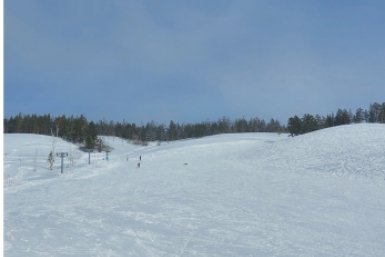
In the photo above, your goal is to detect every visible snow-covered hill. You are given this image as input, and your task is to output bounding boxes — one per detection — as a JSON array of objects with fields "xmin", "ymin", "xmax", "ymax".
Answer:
[{"xmin": 4, "ymin": 124, "xmax": 385, "ymax": 257}]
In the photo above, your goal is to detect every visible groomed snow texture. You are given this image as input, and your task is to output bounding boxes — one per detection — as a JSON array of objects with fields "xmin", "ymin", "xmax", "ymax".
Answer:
[{"xmin": 4, "ymin": 124, "xmax": 385, "ymax": 257}]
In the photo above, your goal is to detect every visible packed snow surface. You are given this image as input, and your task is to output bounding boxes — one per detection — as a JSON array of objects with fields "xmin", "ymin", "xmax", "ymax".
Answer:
[{"xmin": 4, "ymin": 124, "xmax": 385, "ymax": 256}]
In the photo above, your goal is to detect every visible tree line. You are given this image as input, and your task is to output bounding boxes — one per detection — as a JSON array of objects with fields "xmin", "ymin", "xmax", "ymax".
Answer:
[
  {"xmin": 4, "ymin": 102, "xmax": 385, "ymax": 148},
  {"xmin": 287, "ymin": 102, "xmax": 385, "ymax": 136},
  {"xmin": 4, "ymin": 114, "xmax": 99, "ymax": 149},
  {"xmin": 4, "ymin": 114, "xmax": 285, "ymax": 149}
]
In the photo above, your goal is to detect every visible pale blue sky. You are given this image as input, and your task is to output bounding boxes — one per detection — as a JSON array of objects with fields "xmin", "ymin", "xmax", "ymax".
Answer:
[{"xmin": 5, "ymin": 0, "xmax": 385, "ymax": 124}]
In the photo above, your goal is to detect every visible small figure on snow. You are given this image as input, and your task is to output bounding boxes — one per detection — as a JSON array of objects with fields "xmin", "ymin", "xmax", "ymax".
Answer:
[
  {"xmin": 48, "ymin": 151, "xmax": 54, "ymax": 170},
  {"xmin": 137, "ymin": 155, "xmax": 142, "ymax": 168}
]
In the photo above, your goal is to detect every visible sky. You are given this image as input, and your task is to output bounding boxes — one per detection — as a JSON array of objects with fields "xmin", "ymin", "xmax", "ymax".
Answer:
[{"xmin": 4, "ymin": 0, "xmax": 385, "ymax": 124}]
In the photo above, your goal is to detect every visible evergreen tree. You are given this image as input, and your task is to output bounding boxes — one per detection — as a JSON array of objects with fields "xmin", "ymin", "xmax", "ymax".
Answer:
[
  {"xmin": 266, "ymin": 119, "xmax": 283, "ymax": 133},
  {"xmin": 288, "ymin": 115, "xmax": 302, "ymax": 136},
  {"xmin": 168, "ymin": 120, "xmax": 178, "ymax": 141},
  {"xmin": 324, "ymin": 114, "xmax": 334, "ymax": 128},
  {"xmin": 334, "ymin": 109, "xmax": 350, "ymax": 125},
  {"xmin": 234, "ymin": 118, "xmax": 248, "ymax": 132},
  {"xmin": 369, "ymin": 102, "xmax": 382, "ymax": 122},
  {"xmin": 85, "ymin": 121, "xmax": 98, "ymax": 149},
  {"xmin": 301, "ymin": 114, "xmax": 318, "ymax": 133},
  {"xmin": 353, "ymin": 108, "xmax": 365, "ymax": 123}
]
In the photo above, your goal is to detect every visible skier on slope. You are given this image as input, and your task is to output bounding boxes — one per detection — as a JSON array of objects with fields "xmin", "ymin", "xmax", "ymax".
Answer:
[{"xmin": 137, "ymin": 155, "xmax": 141, "ymax": 168}]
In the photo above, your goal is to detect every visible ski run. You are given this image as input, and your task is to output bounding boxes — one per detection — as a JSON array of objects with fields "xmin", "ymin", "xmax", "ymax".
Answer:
[{"xmin": 4, "ymin": 123, "xmax": 385, "ymax": 257}]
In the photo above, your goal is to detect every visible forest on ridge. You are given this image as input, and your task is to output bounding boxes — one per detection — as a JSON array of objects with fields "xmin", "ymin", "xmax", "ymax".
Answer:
[{"xmin": 4, "ymin": 102, "xmax": 385, "ymax": 150}]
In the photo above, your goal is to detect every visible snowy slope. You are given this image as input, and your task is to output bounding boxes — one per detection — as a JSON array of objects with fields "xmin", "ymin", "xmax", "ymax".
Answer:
[
  {"xmin": 4, "ymin": 134, "xmax": 84, "ymax": 187},
  {"xmin": 269, "ymin": 124, "xmax": 385, "ymax": 178},
  {"xmin": 4, "ymin": 124, "xmax": 385, "ymax": 257}
]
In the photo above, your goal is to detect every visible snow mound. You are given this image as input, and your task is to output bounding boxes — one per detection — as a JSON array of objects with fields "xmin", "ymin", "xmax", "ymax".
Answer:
[{"xmin": 269, "ymin": 123, "xmax": 385, "ymax": 178}]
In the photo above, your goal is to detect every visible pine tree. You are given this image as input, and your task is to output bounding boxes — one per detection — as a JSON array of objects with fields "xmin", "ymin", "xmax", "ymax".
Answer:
[
  {"xmin": 335, "ymin": 109, "xmax": 350, "ymax": 125},
  {"xmin": 353, "ymin": 108, "xmax": 365, "ymax": 123},
  {"xmin": 85, "ymin": 121, "xmax": 98, "ymax": 149},
  {"xmin": 301, "ymin": 114, "xmax": 318, "ymax": 133},
  {"xmin": 288, "ymin": 116, "xmax": 302, "ymax": 136}
]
